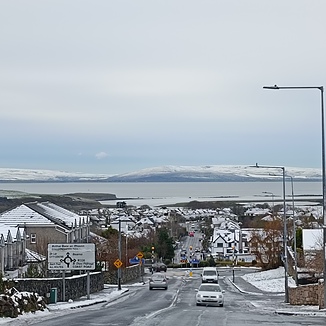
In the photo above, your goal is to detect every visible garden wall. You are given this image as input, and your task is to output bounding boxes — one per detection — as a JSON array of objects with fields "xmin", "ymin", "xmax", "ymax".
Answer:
[
  {"xmin": 289, "ymin": 280, "xmax": 324, "ymax": 309},
  {"xmin": 103, "ymin": 264, "xmax": 144, "ymax": 284},
  {"xmin": 12, "ymin": 271, "xmax": 104, "ymax": 302}
]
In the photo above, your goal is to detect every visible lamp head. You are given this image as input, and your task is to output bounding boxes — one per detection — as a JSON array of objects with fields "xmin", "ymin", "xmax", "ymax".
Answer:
[{"xmin": 263, "ymin": 85, "xmax": 279, "ymax": 90}]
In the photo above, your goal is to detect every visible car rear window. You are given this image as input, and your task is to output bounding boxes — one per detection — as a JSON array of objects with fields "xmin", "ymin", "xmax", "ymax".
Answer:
[
  {"xmin": 199, "ymin": 285, "xmax": 221, "ymax": 292},
  {"xmin": 203, "ymin": 270, "xmax": 217, "ymax": 276}
]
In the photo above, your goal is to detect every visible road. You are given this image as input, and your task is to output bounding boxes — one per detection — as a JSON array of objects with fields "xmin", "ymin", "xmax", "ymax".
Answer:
[
  {"xmin": 176, "ymin": 222, "xmax": 204, "ymax": 266},
  {"xmin": 9, "ymin": 268, "xmax": 326, "ymax": 326}
]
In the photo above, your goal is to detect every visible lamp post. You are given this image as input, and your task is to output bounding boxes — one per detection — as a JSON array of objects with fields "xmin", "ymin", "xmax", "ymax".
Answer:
[
  {"xmin": 290, "ymin": 176, "xmax": 299, "ymax": 286},
  {"xmin": 263, "ymin": 85, "xmax": 325, "ymax": 306},
  {"xmin": 117, "ymin": 217, "xmax": 130, "ymax": 290},
  {"xmin": 151, "ymin": 246, "xmax": 155, "ymax": 274},
  {"xmin": 118, "ymin": 218, "xmax": 122, "ymax": 290},
  {"xmin": 252, "ymin": 163, "xmax": 289, "ymax": 303}
]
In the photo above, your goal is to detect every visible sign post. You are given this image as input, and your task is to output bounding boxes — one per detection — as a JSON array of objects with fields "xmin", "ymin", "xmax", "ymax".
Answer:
[
  {"xmin": 48, "ymin": 243, "xmax": 95, "ymax": 301},
  {"xmin": 114, "ymin": 258, "xmax": 123, "ymax": 290},
  {"xmin": 136, "ymin": 252, "xmax": 144, "ymax": 283}
]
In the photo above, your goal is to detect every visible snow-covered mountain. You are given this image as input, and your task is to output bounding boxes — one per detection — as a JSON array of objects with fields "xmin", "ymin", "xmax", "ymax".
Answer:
[
  {"xmin": 0, "ymin": 168, "xmax": 110, "ymax": 182},
  {"xmin": 0, "ymin": 165, "xmax": 321, "ymax": 182},
  {"xmin": 106, "ymin": 165, "xmax": 321, "ymax": 182}
]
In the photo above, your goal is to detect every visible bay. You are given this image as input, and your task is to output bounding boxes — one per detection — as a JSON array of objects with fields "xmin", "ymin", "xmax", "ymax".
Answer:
[{"xmin": 0, "ymin": 181, "xmax": 322, "ymax": 207}]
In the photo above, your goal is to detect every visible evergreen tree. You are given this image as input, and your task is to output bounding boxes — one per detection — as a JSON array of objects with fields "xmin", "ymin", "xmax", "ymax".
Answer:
[{"xmin": 155, "ymin": 228, "xmax": 174, "ymax": 261}]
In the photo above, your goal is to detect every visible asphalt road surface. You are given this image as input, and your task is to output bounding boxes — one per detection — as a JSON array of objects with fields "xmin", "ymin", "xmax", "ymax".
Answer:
[{"xmin": 8, "ymin": 268, "xmax": 326, "ymax": 326}]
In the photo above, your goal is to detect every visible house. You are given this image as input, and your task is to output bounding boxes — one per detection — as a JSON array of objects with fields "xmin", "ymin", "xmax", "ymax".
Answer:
[
  {"xmin": 209, "ymin": 222, "xmax": 253, "ymax": 262},
  {"xmin": 0, "ymin": 224, "xmax": 26, "ymax": 275},
  {"xmin": 244, "ymin": 207, "xmax": 270, "ymax": 217},
  {"xmin": 0, "ymin": 201, "xmax": 90, "ymax": 252},
  {"xmin": 110, "ymin": 217, "xmax": 135, "ymax": 234}
]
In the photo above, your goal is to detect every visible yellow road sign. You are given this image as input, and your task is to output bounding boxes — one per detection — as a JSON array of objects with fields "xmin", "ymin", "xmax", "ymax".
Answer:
[
  {"xmin": 114, "ymin": 259, "xmax": 123, "ymax": 268},
  {"xmin": 136, "ymin": 252, "xmax": 144, "ymax": 259}
]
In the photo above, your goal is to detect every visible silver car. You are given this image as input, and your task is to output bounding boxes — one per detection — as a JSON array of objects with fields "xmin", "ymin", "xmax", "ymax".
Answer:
[
  {"xmin": 195, "ymin": 283, "xmax": 225, "ymax": 307},
  {"xmin": 149, "ymin": 273, "xmax": 168, "ymax": 290}
]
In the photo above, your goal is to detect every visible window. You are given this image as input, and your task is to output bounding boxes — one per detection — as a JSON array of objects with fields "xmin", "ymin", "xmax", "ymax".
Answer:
[{"xmin": 30, "ymin": 233, "xmax": 36, "ymax": 244}]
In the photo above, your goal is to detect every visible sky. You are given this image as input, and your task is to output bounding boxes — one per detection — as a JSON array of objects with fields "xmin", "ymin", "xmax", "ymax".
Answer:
[{"xmin": 1, "ymin": 1, "xmax": 326, "ymax": 175}]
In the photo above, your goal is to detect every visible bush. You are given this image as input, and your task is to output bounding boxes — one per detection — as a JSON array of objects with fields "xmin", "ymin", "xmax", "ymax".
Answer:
[
  {"xmin": 164, "ymin": 259, "xmax": 171, "ymax": 266},
  {"xmin": 0, "ymin": 288, "xmax": 47, "ymax": 318}
]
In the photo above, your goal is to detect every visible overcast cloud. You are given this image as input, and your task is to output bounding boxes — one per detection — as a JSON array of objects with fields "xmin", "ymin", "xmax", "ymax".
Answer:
[{"xmin": 1, "ymin": 1, "xmax": 326, "ymax": 174}]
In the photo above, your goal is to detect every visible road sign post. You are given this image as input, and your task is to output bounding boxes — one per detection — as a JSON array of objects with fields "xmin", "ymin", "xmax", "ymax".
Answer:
[
  {"xmin": 136, "ymin": 252, "xmax": 144, "ymax": 283},
  {"xmin": 48, "ymin": 243, "xmax": 95, "ymax": 302}
]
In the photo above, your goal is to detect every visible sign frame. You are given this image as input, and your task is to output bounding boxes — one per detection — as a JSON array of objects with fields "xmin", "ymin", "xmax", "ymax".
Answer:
[
  {"xmin": 114, "ymin": 259, "xmax": 123, "ymax": 268},
  {"xmin": 48, "ymin": 243, "xmax": 95, "ymax": 271}
]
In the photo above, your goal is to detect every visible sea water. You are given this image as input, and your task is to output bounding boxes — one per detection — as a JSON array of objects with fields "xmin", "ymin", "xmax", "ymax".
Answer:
[{"xmin": 0, "ymin": 181, "xmax": 321, "ymax": 206}]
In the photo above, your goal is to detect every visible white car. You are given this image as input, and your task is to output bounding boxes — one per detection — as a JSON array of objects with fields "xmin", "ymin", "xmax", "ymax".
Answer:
[
  {"xmin": 195, "ymin": 283, "xmax": 225, "ymax": 307},
  {"xmin": 201, "ymin": 267, "xmax": 219, "ymax": 283}
]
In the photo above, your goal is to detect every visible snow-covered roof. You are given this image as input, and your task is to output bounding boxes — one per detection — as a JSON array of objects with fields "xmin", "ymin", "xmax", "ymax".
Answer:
[
  {"xmin": 0, "ymin": 204, "xmax": 54, "ymax": 226},
  {"xmin": 244, "ymin": 207, "xmax": 270, "ymax": 216},
  {"xmin": 25, "ymin": 248, "xmax": 46, "ymax": 262},
  {"xmin": 212, "ymin": 229, "xmax": 233, "ymax": 243},
  {"xmin": 27, "ymin": 202, "xmax": 82, "ymax": 227},
  {"xmin": 0, "ymin": 202, "xmax": 85, "ymax": 229}
]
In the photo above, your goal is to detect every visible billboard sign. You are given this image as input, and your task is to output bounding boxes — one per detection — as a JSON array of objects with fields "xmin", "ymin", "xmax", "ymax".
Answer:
[{"xmin": 48, "ymin": 243, "xmax": 95, "ymax": 270}]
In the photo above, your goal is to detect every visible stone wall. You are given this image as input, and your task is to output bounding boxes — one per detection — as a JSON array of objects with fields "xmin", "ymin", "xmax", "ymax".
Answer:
[
  {"xmin": 12, "ymin": 271, "xmax": 104, "ymax": 302},
  {"xmin": 289, "ymin": 280, "xmax": 324, "ymax": 309},
  {"xmin": 104, "ymin": 264, "xmax": 144, "ymax": 284}
]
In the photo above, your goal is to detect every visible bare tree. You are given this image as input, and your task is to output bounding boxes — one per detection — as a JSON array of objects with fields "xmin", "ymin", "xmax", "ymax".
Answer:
[{"xmin": 250, "ymin": 216, "xmax": 283, "ymax": 269}]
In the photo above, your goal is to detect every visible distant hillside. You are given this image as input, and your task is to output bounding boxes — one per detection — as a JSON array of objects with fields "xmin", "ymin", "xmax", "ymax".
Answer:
[
  {"xmin": 105, "ymin": 165, "xmax": 321, "ymax": 182},
  {"xmin": 0, "ymin": 165, "xmax": 321, "ymax": 182}
]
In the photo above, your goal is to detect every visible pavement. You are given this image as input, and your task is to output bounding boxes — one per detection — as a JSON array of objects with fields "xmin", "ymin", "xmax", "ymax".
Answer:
[
  {"xmin": 226, "ymin": 274, "xmax": 326, "ymax": 317},
  {"xmin": 45, "ymin": 269, "xmax": 326, "ymax": 318}
]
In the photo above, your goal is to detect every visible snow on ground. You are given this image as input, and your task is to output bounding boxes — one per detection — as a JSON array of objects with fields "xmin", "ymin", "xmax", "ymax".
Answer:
[
  {"xmin": 0, "ymin": 268, "xmax": 324, "ymax": 324},
  {"xmin": 241, "ymin": 267, "xmax": 297, "ymax": 292},
  {"xmin": 0, "ymin": 285, "xmax": 135, "ymax": 325}
]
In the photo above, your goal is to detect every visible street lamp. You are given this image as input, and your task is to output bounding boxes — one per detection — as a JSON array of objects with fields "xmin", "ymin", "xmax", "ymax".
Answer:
[
  {"xmin": 118, "ymin": 218, "xmax": 122, "ymax": 290},
  {"xmin": 252, "ymin": 163, "xmax": 289, "ymax": 303},
  {"xmin": 290, "ymin": 176, "xmax": 299, "ymax": 286},
  {"xmin": 263, "ymin": 85, "xmax": 325, "ymax": 307},
  {"xmin": 117, "ymin": 217, "xmax": 130, "ymax": 290}
]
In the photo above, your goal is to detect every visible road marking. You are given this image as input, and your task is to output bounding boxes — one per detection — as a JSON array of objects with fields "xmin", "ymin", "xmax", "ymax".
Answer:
[{"xmin": 145, "ymin": 289, "xmax": 180, "ymax": 319}]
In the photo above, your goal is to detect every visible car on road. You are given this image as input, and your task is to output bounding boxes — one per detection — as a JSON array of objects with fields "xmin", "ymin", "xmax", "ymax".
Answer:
[
  {"xmin": 201, "ymin": 266, "xmax": 219, "ymax": 283},
  {"xmin": 151, "ymin": 262, "xmax": 167, "ymax": 272},
  {"xmin": 149, "ymin": 273, "xmax": 168, "ymax": 290},
  {"xmin": 195, "ymin": 283, "xmax": 225, "ymax": 307}
]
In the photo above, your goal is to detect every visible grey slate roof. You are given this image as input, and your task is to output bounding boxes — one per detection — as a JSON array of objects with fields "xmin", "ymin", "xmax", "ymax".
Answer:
[
  {"xmin": 0, "ymin": 204, "xmax": 54, "ymax": 226},
  {"xmin": 0, "ymin": 201, "xmax": 83, "ymax": 229},
  {"xmin": 25, "ymin": 202, "xmax": 79, "ymax": 228}
]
